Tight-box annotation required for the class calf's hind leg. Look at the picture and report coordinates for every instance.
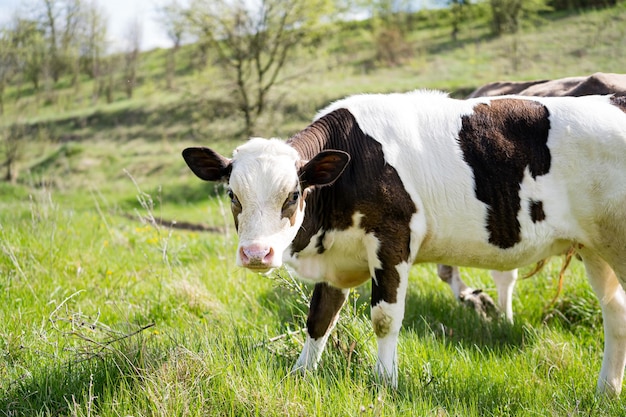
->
[579,249,626,396]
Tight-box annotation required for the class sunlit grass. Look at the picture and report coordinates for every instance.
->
[1,180,625,416]
[2,3,626,415]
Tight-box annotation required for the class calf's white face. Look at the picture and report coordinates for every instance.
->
[182,138,350,272]
[229,139,304,271]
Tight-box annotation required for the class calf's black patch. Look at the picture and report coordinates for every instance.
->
[529,200,546,223]
[457,99,551,249]
[287,109,417,306]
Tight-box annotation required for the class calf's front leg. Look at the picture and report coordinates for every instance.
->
[293,282,349,372]
[371,262,410,388]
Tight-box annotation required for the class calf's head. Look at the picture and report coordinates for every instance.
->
[183,138,350,272]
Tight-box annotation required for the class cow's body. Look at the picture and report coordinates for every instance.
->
[445,72,626,321]
[467,72,626,98]
[183,91,626,394]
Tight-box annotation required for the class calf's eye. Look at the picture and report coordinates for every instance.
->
[281,190,300,213]
[288,191,300,204]
[227,189,241,208]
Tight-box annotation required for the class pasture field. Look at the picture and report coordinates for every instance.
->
[1,158,625,416]
[2,3,626,415]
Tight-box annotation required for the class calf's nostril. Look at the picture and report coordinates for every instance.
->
[239,246,250,264]
[263,247,275,264]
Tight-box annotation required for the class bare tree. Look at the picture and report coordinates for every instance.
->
[123,17,142,98]
[39,0,82,82]
[156,0,186,89]
[187,0,336,136]
[41,0,61,81]
[78,0,108,102]
[60,0,83,88]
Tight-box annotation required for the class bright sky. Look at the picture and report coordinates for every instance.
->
[0,0,176,51]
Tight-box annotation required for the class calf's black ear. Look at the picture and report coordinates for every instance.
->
[182,147,232,182]
[299,150,350,188]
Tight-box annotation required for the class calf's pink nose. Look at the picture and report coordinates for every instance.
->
[240,244,274,268]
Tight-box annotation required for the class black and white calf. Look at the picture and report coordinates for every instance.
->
[183,91,626,395]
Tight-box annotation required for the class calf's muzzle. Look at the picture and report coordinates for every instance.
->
[239,244,275,270]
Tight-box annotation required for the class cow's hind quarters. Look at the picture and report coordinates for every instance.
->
[579,249,626,397]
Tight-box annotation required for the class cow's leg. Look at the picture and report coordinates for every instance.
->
[371,262,410,388]
[293,282,349,372]
[437,264,498,319]
[579,249,626,396]
[491,269,518,322]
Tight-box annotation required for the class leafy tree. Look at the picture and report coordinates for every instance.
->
[1,124,24,183]
[449,0,470,41]
[354,0,415,66]
[10,18,47,91]
[0,27,17,115]
[186,0,336,136]
[489,0,551,35]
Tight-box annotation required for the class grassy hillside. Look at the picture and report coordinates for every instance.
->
[3,4,626,189]
[1,3,624,200]
[1,3,626,416]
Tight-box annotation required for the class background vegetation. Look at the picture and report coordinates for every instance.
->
[1,0,626,415]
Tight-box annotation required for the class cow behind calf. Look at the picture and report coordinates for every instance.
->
[442,72,626,321]
[466,72,626,98]
[183,91,626,394]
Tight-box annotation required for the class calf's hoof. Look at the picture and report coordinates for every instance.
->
[459,289,499,319]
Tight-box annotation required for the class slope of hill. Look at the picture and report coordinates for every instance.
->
[1,3,625,201]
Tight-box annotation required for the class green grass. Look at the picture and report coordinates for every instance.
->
[1,182,624,416]
[2,2,626,415]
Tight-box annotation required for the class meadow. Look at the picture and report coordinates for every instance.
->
[2,3,626,416]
